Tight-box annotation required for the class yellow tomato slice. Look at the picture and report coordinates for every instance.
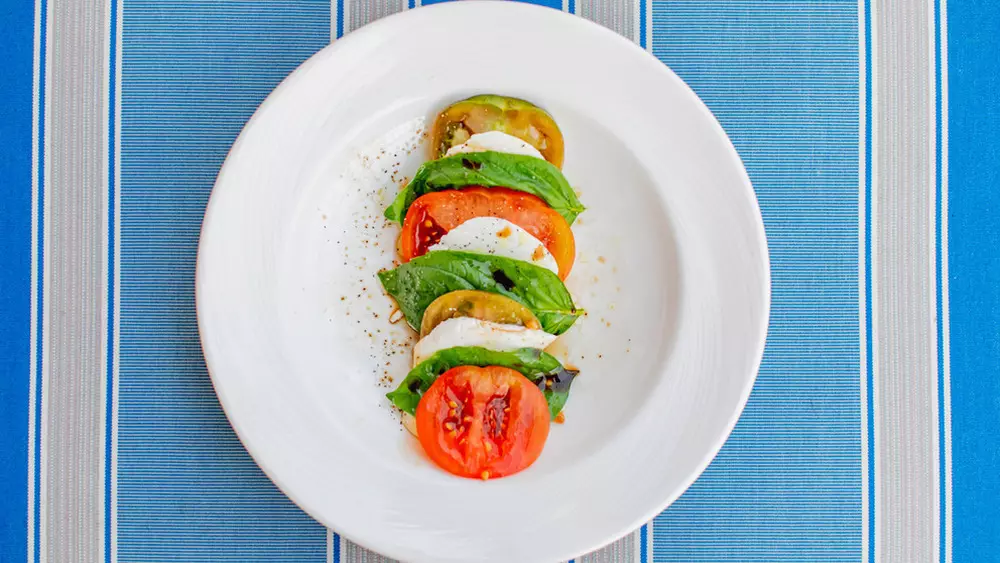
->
[430,95,565,168]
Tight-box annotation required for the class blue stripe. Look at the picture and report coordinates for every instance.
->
[336,0,343,38]
[117,2,329,560]
[0,0,36,558]
[638,0,646,49]
[650,0,863,559]
[946,1,1000,560]
[33,0,48,560]
[863,0,875,560]
[106,0,119,560]
[640,524,648,562]
[933,0,946,561]
[333,533,340,563]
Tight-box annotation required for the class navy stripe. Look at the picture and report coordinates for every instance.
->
[0,0,36,558]
[933,0,947,561]
[336,0,343,38]
[946,1,1000,560]
[106,0,119,560]
[638,0,646,49]
[640,524,647,562]
[862,0,875,559]
[33,0,48,560]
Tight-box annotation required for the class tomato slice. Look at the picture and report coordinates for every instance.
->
[419,290,541,337]
[415,365,550,479]
[399,187,576,280]
[431,95,565,168]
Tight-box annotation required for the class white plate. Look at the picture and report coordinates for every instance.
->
[196,3,769,562]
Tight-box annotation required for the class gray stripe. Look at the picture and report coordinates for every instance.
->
[577,534,637,563]
[341,534,636,563]
[42,0,110,560]
[871,0,940,561]
[345,0,407,34]
[574,2,644,557]
[577,0,636,43]
[344,540,397,562]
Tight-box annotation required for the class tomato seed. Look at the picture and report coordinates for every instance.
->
[444,422,455,431]
[481,471,490,480]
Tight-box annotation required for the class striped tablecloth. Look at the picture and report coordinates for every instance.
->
[1,0,996,561]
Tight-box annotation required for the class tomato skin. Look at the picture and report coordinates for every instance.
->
[399,187,576,280]
[419,290,541,337]
[431,95,565,168]
[415,365,550,479]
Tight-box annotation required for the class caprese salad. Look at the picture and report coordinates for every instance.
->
[379,95,584,480]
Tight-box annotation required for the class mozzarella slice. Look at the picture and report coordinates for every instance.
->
[429,217,559,275]
[413,317,557,367]
[444,131,544,160]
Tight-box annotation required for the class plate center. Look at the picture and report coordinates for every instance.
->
[274,97,681,473]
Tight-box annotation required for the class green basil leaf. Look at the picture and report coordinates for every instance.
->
[386,346,578,420]
[377,250,582,335]
[384,151,585,225]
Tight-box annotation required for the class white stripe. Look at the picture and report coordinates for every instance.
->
[28,0,43,558]
[326,530,334,563]
[562,0,569,13]
[342,0,351,35]
[938,0,952,560]
[857,0,870,559]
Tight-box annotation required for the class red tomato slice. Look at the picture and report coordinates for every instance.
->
[415,365,551,479]
[398,187,576,280]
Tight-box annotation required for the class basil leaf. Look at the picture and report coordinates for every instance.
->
[377,250,582,335]
[386,346,578,420]
[384,151,585,225]
[537,365,579,419]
